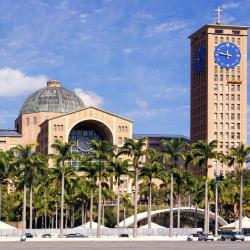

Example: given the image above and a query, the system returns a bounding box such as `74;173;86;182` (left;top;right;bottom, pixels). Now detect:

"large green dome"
20;80;85;114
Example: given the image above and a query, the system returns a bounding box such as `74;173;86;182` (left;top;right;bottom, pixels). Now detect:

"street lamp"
214;172;224;236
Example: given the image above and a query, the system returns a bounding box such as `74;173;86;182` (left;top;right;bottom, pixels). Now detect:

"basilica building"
0;80;132;156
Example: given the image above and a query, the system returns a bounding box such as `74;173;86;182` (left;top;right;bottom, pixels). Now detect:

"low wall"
0;228;200;237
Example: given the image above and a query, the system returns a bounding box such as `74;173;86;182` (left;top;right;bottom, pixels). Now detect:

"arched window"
118;137;122;145
237;38;240;46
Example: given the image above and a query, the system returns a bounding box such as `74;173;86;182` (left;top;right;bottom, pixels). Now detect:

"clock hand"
226;50;232;59
218;52;232;59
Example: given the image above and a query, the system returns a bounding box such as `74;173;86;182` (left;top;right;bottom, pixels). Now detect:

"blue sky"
0;0;249;140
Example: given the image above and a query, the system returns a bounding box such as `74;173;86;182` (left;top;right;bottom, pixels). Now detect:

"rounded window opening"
68;120;113;156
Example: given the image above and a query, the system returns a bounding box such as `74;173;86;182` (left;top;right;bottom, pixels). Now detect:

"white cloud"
74;88;104;107
0;68;47;96
152;86;189;99
79;13;88;23
123;47;138;55
145;21;187;37
136;99;148;109
221;2;240;10
126;98;189;119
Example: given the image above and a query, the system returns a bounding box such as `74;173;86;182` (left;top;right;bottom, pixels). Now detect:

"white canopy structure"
140;222;166;229
119;207;228;228
0;221;17;229
74;221;108;229
220;217;250;230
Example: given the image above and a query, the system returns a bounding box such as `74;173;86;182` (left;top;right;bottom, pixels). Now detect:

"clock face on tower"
214;42;241;68
193;47;206;72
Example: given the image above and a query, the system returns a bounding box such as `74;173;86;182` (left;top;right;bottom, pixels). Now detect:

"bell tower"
189;8;248;177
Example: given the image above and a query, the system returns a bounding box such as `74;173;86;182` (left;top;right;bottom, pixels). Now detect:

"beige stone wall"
45;107;133;155
0;136;22;151
15;112;66;148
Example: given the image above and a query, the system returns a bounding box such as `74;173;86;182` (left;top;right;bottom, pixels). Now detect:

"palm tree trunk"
45;190;47;229
72;206;75;228
133;167;138;238
90;186;93;229
0;185;1;221
22;183;27;235
169;170;173;237
97;170;102;238
82;202;84;225
29;184;33;229
117;182;120;228
102;201;105;226
148;180;152;229
177;194;181;229
239;172;243;233
207;202;210;233
52;216;54;229
55;203;58;230
204;176;208;234
65;209;68;229
60;170;65;237
35;215;38;229
194;202;198;228
123;208;126;228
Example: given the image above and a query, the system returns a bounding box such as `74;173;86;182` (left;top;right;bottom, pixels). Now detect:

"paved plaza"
0;241;250;250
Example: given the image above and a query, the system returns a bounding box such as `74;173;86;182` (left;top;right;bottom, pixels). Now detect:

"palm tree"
109;159;130;228
27;153;48;229
13;144;36;235
139;150;162;229
51;139;77;237
120;137;147;237
173;168;194;229
89;140;114;238
228;143;250;233
160;138;186;237
74;178;89;226
79;156;99;229
192;140;224;234
120;193;132;228
0;150;11;220
101;186;115;226
190;176;204;228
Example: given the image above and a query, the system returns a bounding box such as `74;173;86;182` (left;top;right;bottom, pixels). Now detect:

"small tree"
139;150;162;229
51;140;77;237
161;138;186;237
228;144;250;233
89;140;114;238
120;137;147;237
109;159;130;228
192;140;225;234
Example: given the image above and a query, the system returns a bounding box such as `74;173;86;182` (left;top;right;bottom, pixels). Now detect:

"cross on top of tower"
215;6;223;25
